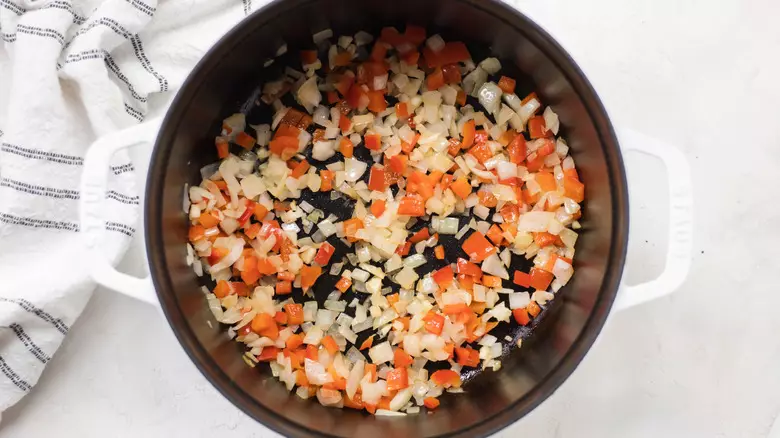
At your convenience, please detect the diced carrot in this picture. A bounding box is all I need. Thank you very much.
[497,76,516,94]
[386,367,409,391]
[513,308,531,326]
[423,397,440,409]
[371,199,386,217]
[320,169,334,191]
[430,369,461,388]
[423,311,445,335]
[426,67,445,91]
[461,120,476,148]
[435,245,445,260]
[335,276,352,292]
[461,231,497,263]
[359,335,374,351]
[276,280,292,295]
[215,138,229,158]
[368,165,386,192]
[529,267,553,290]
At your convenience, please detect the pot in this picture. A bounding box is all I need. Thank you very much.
[79,0,693,436]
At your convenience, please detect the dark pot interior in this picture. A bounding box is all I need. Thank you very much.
[145,0,629,436]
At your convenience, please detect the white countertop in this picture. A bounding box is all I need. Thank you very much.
[3,0,780,436]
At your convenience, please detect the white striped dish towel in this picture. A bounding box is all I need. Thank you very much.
[0,0,269,417]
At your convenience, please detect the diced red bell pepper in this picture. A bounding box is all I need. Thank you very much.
[450,177,471,199]
[461,231,497,263]
[430,369,462,388]
[215,138,229,158]
[461,120,476,148]
[432,265,454,289]
[507,134,527,164]
[300,265,322,289]
[513,270,532,288]
[423,311,445,335]
[284,303,304,326]
[441,64,461,84]
[386,367,409,391]
[371,199,386,217]
[364,133,382,151]
[398,194,426,216]
[497,76,516,94]
[528,116,550,139]
[529,267,553,290]
[513,308,531,326]
[367,90,387,113]
[368,165,386,191]
[394,348,414,368]
[564,176,585,203]
[424,397,440,409]
[389,154,408,173]
[335,276,352,292]
[409,228,430,243]
[456,258,481,277]
[426,67,445,91]
[313,242,335,266]
[455,347,480,367]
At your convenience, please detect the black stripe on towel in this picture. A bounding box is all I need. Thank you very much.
[1,142,84,165]
[16,24,66,45]
[112,163,136,175]
[0,355,32,391]
[130,36,168,92]
[124,102,145,122]
[0,298,69,335]
[242,0,252,15]
[0,212,79,231]
[124,0,155,17]
[0,0,23,15]
[105,221,135,238]
[106,190,140,205]
[10,324,51,364]
[47,0,87,24]
[0,177,80,200]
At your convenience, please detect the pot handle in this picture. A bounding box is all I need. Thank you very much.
[613,128,693,311]
[79,118,163,306]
